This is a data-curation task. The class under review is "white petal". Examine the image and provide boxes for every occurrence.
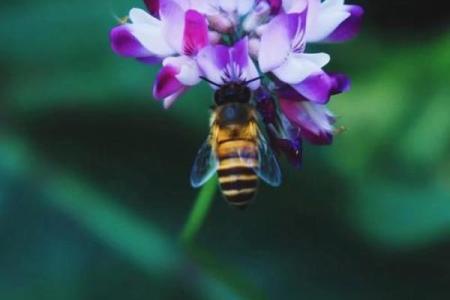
[305,0,321,26]
[129,8,160,25]
[131,24,175,56]
[197,46,227,86]
[272,52,330,84]
[219,0,238,12]
[300,53,330,68]
[306,3,350,42]
[189,0,207,13]
[243,59,260,90]
[163,56,201,86]
[258,15,292,73]
[322,0,345,10]
[163,90,185,109]
[191,0,217,14]
[282,0,308,13]
[160,1,185,54]
[173,0,190,11]
[237,0,255,16]
[301,101,334,132]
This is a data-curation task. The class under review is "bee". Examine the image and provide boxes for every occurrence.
[190,79,282,209]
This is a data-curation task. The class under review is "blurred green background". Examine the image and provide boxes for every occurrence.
[1,1,449,299]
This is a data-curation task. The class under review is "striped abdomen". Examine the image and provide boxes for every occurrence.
[216,139,259,208]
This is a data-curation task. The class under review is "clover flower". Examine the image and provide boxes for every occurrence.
[110,0,363,164]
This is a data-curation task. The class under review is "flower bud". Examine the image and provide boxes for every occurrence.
[207,14,234,33]
[248,38,261,57]
[243,1,271,32]
[208,31,222,44]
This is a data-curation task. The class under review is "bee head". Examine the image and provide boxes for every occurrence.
[214,83,251,105]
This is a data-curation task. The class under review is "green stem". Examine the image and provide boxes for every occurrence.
[180,178,217,244]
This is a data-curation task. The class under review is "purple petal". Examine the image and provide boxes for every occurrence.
[197,44,230,86]
[255,88,277,125]
[230,38,249,69]
[110,25,151,58]
[279,114,303,163]
[326,5,364,42]
[279,98,334,145]
[143,0,160,17]
[198,38,259,88]
[289,71,351,104]
[153,65,185,100]
[203,45,230,70]
[183,10,209,56]
[266,0,282,15]
[274,78,303,100]
[275,138,302,167]
[285,10,308,53]
[231,38,260,88]
[267,125,303,168]
[329,73,351,95]
[137,56,162,64]
[290,71,333,104]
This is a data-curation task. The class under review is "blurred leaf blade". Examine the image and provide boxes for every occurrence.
[0,134,266,299]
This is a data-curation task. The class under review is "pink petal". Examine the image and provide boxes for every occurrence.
[183,10,209,56]
[153,65,185,100]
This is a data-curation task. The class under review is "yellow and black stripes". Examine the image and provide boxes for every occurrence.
[216,139,259,207]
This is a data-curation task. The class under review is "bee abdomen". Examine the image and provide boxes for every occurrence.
[217,140,259,208]
[219,175,258,207]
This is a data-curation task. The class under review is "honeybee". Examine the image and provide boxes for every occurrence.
[190,79,282,209]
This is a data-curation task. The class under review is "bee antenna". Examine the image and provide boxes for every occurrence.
[244,76,263,85]
[200,76,222,88]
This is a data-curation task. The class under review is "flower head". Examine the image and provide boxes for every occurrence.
[110,0,363,164]
[197,38,260,90]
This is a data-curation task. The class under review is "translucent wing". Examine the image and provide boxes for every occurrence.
[254,133,282,187]
[190,138,218,188]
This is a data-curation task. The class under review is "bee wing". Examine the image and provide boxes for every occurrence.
[254,133,282,187]
[190,139,218,188]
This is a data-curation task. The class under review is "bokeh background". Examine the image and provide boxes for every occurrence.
[1,0,449,299]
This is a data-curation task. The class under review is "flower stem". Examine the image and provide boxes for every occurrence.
[180,178,217,244]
